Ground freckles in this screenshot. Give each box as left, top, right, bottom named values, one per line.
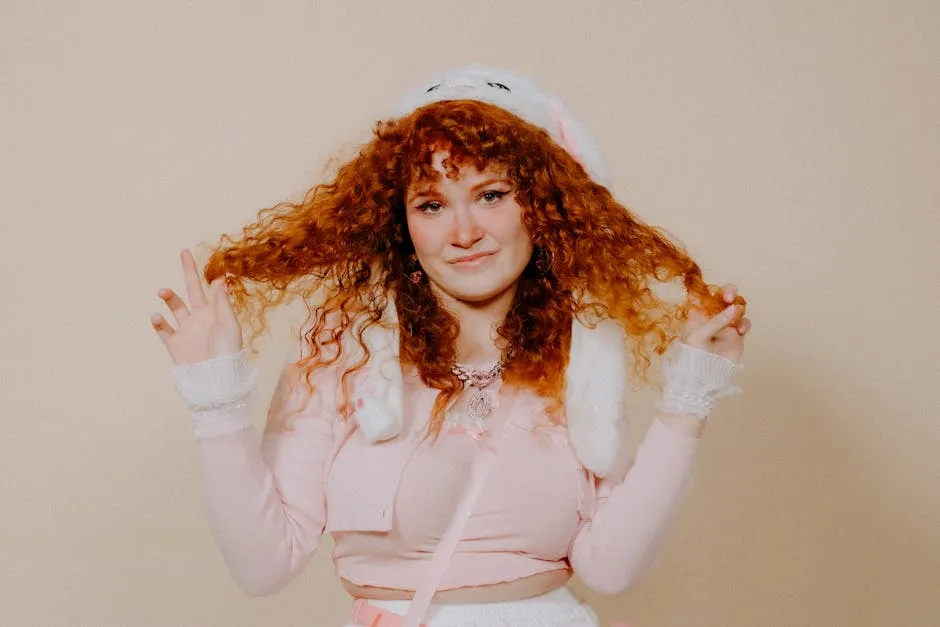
left=408, top=216, right=450, bottom=256
left=487, top=204, right=526, bottom=236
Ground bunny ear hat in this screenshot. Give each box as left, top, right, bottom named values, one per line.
left=348, top=64, right=628, bottom=478
left=392, top=64, right=611, bottom=186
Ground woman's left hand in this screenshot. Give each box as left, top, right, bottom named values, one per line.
left=681, top=283, right=752, bottom=365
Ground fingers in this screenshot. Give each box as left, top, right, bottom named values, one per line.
left=154, top=250, right=211, bottom=325
left=688, top=303, right=743, bottom=344
left=722, top=284, right=750, bottom=334
left=150, top=312, right=174, bottom=344
left=181, top=249, right=209, bottom=308
left=722, top=283, right=738, bottom=303
left=157, top=288, right=191, bottom=324
left=211, top=277, right=234, bottom=319
left=683, top=283, right=751, bottom=346
left=691, top=284, right=744, bottom=317
left=717, top=312, right=752, bottom=338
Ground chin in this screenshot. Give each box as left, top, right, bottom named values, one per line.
left=434, top=273, right=520, bottom=305
left=453, top=288, right=513, bottom=304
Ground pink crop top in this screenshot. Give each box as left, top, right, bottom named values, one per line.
left=174, top=345, right=703, bottom=598
left=331, top=377, right=586, bottom=591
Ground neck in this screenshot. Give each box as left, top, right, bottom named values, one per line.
left=433, top=285, right=517, bottom=365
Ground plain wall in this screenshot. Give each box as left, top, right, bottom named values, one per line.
left=2, top=1, right=937, bottom=625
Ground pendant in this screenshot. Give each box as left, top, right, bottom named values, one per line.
left=467, top=388, right=493, bottom=421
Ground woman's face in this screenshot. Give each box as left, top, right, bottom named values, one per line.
left=404, top=152, right=533, bottom=308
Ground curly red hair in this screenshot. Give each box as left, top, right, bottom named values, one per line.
left=199, top=100, right=737, bottom=435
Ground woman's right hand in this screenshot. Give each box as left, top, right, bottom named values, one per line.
left=151, top=249, right=244, bottom=365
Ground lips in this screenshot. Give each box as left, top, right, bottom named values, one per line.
left=449, top=251, right=496, bottom=264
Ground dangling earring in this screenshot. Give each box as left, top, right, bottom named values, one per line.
left=405, top=254, right=424, bottom=284
left=534, top=247, right=553, bottom=276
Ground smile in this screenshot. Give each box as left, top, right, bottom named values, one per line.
left=449, top=251, right=497, bottom=268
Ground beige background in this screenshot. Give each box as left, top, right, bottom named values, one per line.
left=2, top=1, right=937, bottom=625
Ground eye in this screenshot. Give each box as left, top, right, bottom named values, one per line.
left=486, top=82, right=511, bottom=92
left=426, top=84, right=441, bottom=93
left=480, top=190, right=508, bottom=203
left=418, top=200, right=444, bottom=213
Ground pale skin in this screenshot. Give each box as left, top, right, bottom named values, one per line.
left=404, top=152, right=533, bottom=365
left=151, top=153, right=752, bottom=602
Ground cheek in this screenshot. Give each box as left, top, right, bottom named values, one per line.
left=406, top=214, right=439, bottom=256
left=491, top=206, right=532, bottom=252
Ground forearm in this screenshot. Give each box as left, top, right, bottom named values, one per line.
left=194, top=418, right=322, bottom=596
left=570, top=341, right=742, bottom=594
left=172, top=352, right=327, bottom=596
left=656, top=410, right=707, bottom=438
left=569, top=412, right=701, bottom=595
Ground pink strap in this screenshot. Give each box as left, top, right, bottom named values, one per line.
left=351, top=598, right=426, bottom=627
left=400, top=393, right=517, bottom=627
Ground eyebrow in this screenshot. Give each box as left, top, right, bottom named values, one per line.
left=408, top=186, right=439, bottom=202
left=407, top=176, right=511, bottom=204
left=470, top=176, right=511, bottom=193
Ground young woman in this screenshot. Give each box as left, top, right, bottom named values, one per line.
left=152, top=66, right=752, bottom=627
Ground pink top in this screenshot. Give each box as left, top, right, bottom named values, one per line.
left=333, top=380, right=584, bottom=591
left=173, top=343, right=703, bottom=598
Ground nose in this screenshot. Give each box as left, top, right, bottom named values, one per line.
left=451, top=205, right=484, bottom=248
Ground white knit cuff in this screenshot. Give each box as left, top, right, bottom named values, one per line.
left=654, top=341, right=744, bottom=420
left=170, top=349, right=260, bottom=438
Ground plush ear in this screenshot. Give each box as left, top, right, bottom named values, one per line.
left=565, top=315, right=629, bottom=478
left=348, top=294, right=631, bottom=479
left=348, top=299, right=403, bottom=442
left=548, top=95, right=610, bottom=187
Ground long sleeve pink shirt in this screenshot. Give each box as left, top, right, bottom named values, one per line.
left=171, top=343, right=705, bottom=598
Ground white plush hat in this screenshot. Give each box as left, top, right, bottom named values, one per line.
left=351, top=65, right=628, bottom=477
left=393, top=64, right=610, bottom=186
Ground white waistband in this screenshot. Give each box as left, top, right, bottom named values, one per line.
left=356, top=586, right=598, bottom=627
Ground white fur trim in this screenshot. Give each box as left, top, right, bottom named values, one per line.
left=392, top=64, right=610, bottom=186
left=565, top=316, right=629, bottom=477
left=346, top=301, right=403, bottom=442
left=350, top=299, right=627, bottom=477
